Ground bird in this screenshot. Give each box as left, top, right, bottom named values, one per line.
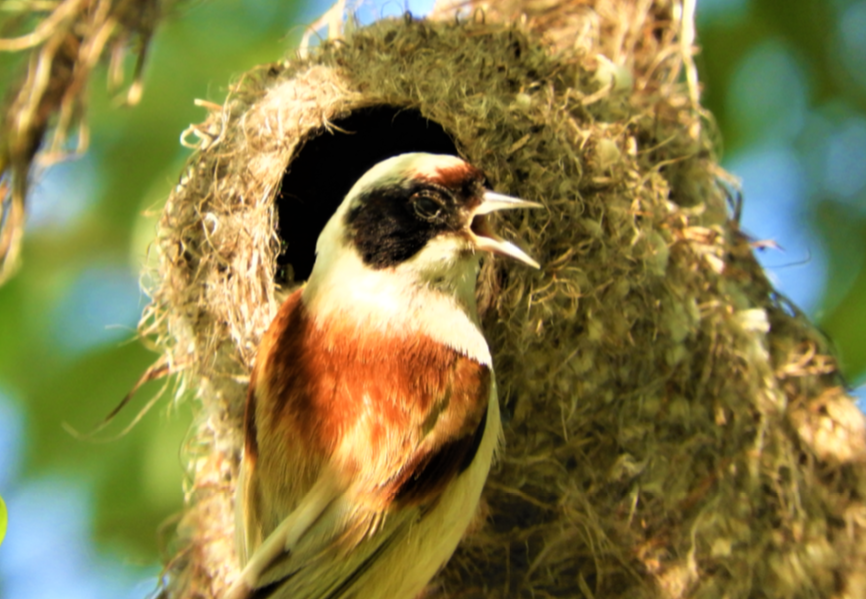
left=226, top=152, right=541, bottom=599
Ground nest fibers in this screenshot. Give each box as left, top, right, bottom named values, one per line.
left=145, top=2, right=866, bottom=598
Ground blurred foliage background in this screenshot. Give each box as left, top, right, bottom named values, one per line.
left=0, top=0, right=864, bottom=596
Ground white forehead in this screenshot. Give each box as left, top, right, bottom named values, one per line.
left=345, top=152, right=467, bottom=203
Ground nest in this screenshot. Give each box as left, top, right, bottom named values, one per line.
left=145, top=2, right=866, bottom=598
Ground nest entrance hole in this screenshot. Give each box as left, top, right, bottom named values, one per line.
left=276, top=105, right=459, bottom=283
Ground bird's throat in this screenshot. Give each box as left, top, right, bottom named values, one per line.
left=302, top=251, right=491, bottom=365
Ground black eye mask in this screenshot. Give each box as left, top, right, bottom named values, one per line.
left=345, top=183, right=467, bottom=269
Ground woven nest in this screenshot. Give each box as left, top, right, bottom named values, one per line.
left=145, top=2, right=866, bottom=598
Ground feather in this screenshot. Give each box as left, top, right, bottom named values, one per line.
left=228, top=153, right=538, bottom=599
left=229, top=289, right=499, bottom=599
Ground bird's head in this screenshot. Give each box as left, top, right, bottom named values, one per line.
left=309, top=153, right=540, bottom=291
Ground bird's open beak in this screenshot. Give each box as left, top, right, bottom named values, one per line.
left=469, top=191, right=543, bottom=269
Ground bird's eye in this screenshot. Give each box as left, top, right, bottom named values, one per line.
left=412, top=193, right=444, bottom=222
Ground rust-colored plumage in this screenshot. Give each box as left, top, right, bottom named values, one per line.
left=245, top=288, right=491, bottom=521
left=228, top=153, right=539, bottom=599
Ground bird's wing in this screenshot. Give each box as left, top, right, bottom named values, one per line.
left=247, top=491, right=422, bottom=599
left=229, top=290, right=493, bottom=599
left=231, top=396, right=490, bottom=599
left=226, top=471, right=349, bottom=599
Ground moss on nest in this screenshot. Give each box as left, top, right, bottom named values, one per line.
left=145, top=3, right=866, bottom=598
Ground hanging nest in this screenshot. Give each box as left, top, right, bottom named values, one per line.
left=144, top=1, right=866, bottom=598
